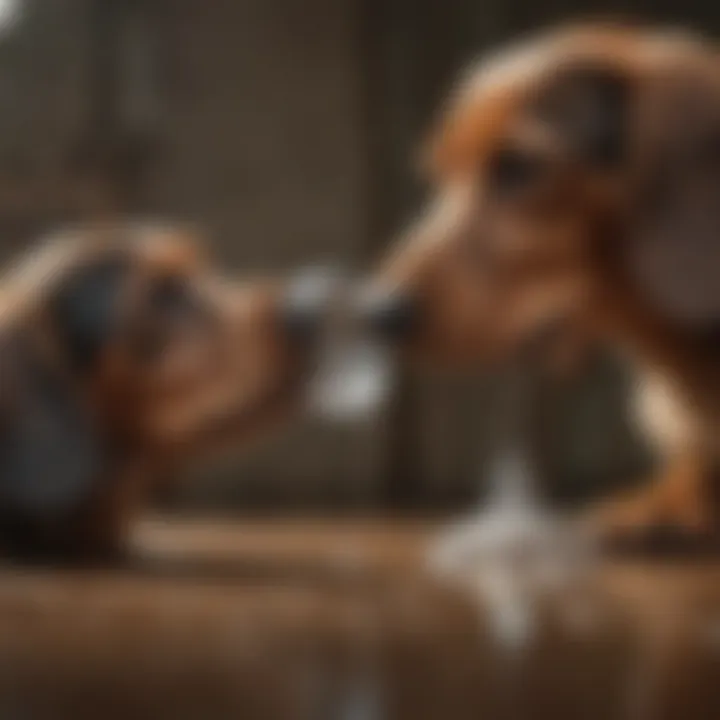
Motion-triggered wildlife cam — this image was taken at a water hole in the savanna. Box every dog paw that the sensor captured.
[581,490,720,556]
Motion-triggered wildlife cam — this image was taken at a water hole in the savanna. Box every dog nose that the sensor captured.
[358,286,418,342]
[280,269,418,347]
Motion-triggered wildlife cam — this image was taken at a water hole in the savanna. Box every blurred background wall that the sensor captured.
[1,0,717,513]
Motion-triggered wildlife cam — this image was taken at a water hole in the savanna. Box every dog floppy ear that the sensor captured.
[47,250,131,373]
[0,335,106,523]
[0,253,129,526]
[623,69,720,328]
[543,57,720,329]
[537,62,632,169]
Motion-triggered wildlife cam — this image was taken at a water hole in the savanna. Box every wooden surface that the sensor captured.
[0,518,718,720]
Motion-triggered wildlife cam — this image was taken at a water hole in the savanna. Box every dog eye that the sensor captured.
[130,277,207,361]
[486,146,547,196]
[147,276,197,318]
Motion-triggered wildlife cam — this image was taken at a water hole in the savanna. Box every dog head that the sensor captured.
[366,24,720,368]
[0,223,316,517]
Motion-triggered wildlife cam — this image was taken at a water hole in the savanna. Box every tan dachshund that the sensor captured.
[368,24,720,551]
[0,223,327,562]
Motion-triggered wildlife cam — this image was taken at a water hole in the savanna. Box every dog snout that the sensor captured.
[279,268,419,350]
[358,286,419,343]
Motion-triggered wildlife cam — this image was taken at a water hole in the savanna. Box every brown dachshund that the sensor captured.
[0,222,323,562]
[367,24,720,550]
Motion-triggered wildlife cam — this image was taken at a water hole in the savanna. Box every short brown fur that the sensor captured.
[0,224,304,562]
[375,23,720,549]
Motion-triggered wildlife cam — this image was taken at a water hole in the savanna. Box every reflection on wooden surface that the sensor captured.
[0,518,718,720]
